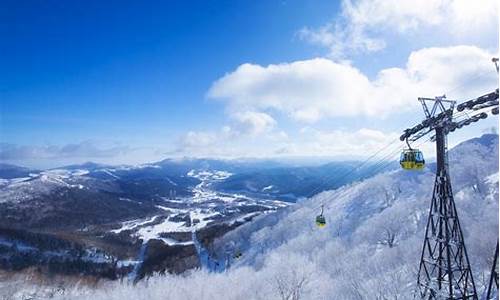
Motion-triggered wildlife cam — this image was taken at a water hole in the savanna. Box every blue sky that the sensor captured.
[1,0,498,168]
[2,1,331,140]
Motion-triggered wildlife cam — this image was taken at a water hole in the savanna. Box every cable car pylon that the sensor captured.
[485,240,499,300]
[400,57,498,299]
[485,60,499,300]
[404,96,478,299]
[400,88,498,299]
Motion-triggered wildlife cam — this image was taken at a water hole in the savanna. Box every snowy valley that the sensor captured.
[0,158,388,293]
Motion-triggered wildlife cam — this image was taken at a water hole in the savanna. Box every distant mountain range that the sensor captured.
[213,160,397,200]
[0,163,39,179]
[0,155,396,280]
[0,157,396,204]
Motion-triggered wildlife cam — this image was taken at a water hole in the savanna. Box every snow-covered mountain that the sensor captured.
[4,157,372,284]
[0,134,497,299]
[0,164,39,179]
[0,158,386,229]
[0,163,289,282]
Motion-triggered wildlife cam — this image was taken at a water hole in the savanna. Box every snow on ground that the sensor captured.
[136,210,219,236]
[0,168,97,203]
[135,217,187,236]
[155,205,185,213]
[158,197,186,204]
[122,216,195,246]
[2,136,498,300]
[262,185,273,192]
[112,210,220,246]
[118,197,135,203]
[117,259,140,268]
[188,170,234,203]
[72,170,90,176]
[0,238,38,252]
[486,172,499,184]
[111,216,158,234]
[7,177,32,185]
[187,170,232,181]
[100,169,120,179]
[109,168,287,248]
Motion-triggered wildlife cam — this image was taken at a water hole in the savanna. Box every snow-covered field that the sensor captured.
[107,169,289,247]
[0,169,93,203]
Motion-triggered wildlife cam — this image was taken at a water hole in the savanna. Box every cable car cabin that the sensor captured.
[400,149,425,170]
[316,215,326,228]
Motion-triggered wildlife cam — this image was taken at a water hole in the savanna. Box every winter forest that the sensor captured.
[1,135,498,299]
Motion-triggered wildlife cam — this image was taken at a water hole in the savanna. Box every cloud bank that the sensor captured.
[0,141,130,161]
[298,0,498,58]
[208,46,497,123]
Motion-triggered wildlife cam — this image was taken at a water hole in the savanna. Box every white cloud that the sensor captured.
[442,0,498,37]
[209,59,372,122]
[231,111,276,136]
[342,0,445,31]
[305,128,398,155]
[175,126,402,159]
[175,130,228,157]
[208,45,497,123]
[288,127,401,157]
[181,131,219,148]
[181,0,498,159]
[176,111,278,155]
[298,19,385,58]
[299,0,498,58]
[174,121,290,158]
[0,141,130,160]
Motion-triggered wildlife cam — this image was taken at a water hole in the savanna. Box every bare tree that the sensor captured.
[358,205,408,248]
[274,269,310,300]
[379,227,399,248]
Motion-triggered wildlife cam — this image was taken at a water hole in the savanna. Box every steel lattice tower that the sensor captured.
[416,127,477,299]
[485,241,499,300]
[398,94,495,299]
[400,60,498,299]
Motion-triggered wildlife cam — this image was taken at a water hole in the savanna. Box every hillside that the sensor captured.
[1,134,498,299]
[0,157,385,284]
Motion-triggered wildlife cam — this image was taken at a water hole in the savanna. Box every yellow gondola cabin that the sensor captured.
[400,149,425,170]
[315,205,326,227]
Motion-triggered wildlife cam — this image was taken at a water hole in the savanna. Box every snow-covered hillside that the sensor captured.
[2,134,498,300]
